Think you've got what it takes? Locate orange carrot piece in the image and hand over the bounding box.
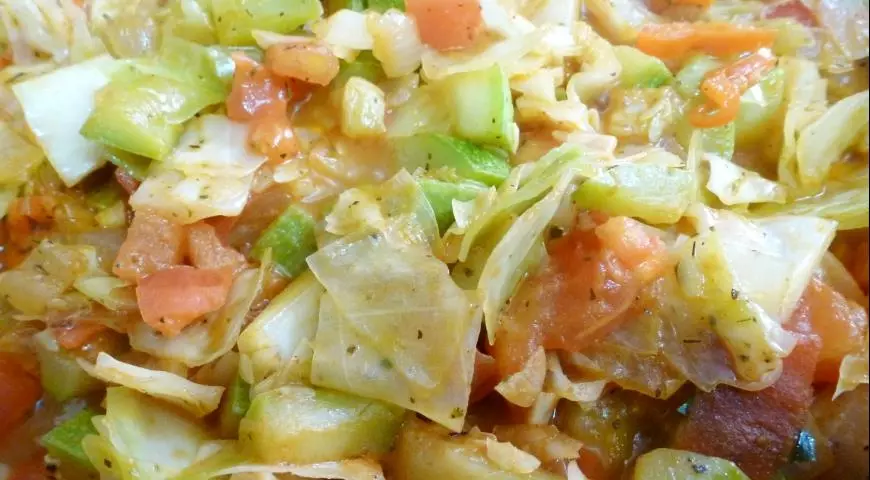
[690,52,776,128]
[636,23,777,60]
[136,266,234,337]
[53,321,110,350]
[113,211,185,283]
[406,0,483,52]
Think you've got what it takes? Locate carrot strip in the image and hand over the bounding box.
[53,321,110,350]
[690,53,776,127]
[636,23,777,60]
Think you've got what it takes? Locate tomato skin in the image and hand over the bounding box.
[493,219,668,377]
[186,222,247,274]
[0,353,42,438]
[406,0,483,51]
[113,211,185,283]
[764,0,818,27]
[8,455,48,480]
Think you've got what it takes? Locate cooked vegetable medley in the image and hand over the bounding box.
[0,0,867,479]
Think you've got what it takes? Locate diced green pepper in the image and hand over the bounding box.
[239,385,404,464]
[40,408,100,471]
[395,133,510,186]
[573,163,694,225]
[675,55,721,98]
[104,148,151,181]
[82,38,228,160]
[218,374,251,437]
[442,64,517,152]
[368,0,405,11]
[325,0,367,14]
[251,205,318,278]
[614,46,673,88]
[34,331,102,402]
[418,178,486,233]
[633,449,750,479]
[333,51,385,88]
[211,0,323,46]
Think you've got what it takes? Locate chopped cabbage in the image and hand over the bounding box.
[89,0,161,58]
[78,352,224,417]
[583,0,659,44]
[341,77,387,138]
[130,114,266,223]
[835,333,869,398]
[325,170,440,247]
[680,206,837,381]
[567,22,622,104]
[313,10,374,60]
[73,275,137,311]
[164,0,217,45]
[543,353,608,403]
[523,0,580,27]
[308,233,480,431]
[0,119,43,186]
[82,387,215,480]
[368,10,424,78]
[12,55,119,186]
[1,0,103,65]
[796,90,869,188]
[237,271,324,385]
[130,260,270,367]
[734,67,785,148]
[605,87,684,144]
[495,347,546,408]
[705,154,787,206]
[809,0,869,69]
[485,437,542,474]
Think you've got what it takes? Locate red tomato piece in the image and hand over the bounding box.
[136,266,234,337]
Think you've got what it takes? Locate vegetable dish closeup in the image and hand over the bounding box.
[0,0,867,479]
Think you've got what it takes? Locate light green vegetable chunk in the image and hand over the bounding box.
[104,148,151,181]
[735,68,785,147]
[614,45,673,88]
[573,163,694,224]
[34,332,101,402]
[333,51,385,88]
[675,55,720,99]
[442,64,517,152]
[325,0,367,13]
[212,0,323,46]
[82,38,229,160]
[388,416,561,480]
[395,133,510,186]
[418,178,486,233]
[218,374,251,437]
[239,385,404,464]
[633,448,750,479]
[164,0,217,44]
[369,0,405,11]
[341,77,387,138]
[251,205,318,278]
[41,408,100,471]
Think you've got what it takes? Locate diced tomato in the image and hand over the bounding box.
[764,0,818,27]
[0,353,41,438]
[470,350,500,403]
[492,218,669,377]
[113,211,185,283]
[53,321,111,350]
[186,222,248,274]
[8,454,49,480]
[672,334,820,479]
[790,278,868,383]
[248,103,300,164]
[136,266,234,337]
[406,0,483,51]
[114,168,140,195]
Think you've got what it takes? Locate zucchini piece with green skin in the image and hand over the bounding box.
[368,0,405,11]
[218,374,251,437]
[442,64,518,152]
[633,449,751,479]
[239,385,404,464]
[325,0,367,14]
[419,178,486,233]
[614,46,673,88]
[333,51,385,88]
[34,331,102,402]
[41,408,100,472]
[395,134,510,186]
[104,148,151,181]
[388,416,561,480]
[211,0,323,46]
[573,163,694,225]
[251,205,318,278]
[81,38,228,160]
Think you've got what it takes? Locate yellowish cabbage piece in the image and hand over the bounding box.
[78,352,224,417]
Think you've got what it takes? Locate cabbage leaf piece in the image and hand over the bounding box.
[82,387,216,480]
[78,352,224,417]
[307,234,480,431]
